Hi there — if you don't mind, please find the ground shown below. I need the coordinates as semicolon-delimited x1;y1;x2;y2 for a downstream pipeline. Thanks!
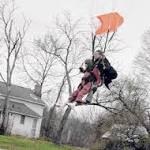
0;135;87;150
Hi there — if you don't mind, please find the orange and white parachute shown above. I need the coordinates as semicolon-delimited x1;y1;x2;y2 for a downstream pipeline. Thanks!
96;12;124;35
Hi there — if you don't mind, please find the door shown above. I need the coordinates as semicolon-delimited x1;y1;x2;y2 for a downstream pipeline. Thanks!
31;118;37;137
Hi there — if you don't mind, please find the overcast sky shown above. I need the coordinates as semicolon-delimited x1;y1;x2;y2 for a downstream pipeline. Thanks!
14;0;150;74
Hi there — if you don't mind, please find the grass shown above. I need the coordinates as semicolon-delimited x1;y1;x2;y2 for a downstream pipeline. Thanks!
0;135;86;150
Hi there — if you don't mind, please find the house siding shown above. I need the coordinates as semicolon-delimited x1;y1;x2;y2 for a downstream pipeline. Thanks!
0;96;45;138
8;114;36;138
11;99;44;138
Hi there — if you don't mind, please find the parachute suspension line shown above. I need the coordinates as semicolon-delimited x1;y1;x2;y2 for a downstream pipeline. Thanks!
103;30;109;53
103;3;119;52
92;34;96;63
92;34;96;54
103;31;116;53
108;31;115;43
106;31;116;50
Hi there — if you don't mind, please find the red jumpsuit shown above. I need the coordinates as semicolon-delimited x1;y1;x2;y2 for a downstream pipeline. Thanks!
69;66;101;103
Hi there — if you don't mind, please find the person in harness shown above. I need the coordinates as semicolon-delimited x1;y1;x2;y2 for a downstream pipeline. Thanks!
67;50;117;107
68;58;101;104
92;50;118;90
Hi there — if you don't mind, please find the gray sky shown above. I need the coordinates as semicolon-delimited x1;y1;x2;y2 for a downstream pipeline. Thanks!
15;0;150;74
10;0;150;115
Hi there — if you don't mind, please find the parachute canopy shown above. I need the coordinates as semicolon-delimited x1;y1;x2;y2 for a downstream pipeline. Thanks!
96;12;124;35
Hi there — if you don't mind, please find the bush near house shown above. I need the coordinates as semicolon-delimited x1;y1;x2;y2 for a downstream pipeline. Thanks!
91;138;150;150
0;135;87;150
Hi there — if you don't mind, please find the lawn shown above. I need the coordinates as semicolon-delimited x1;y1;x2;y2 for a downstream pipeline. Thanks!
0;135;86;150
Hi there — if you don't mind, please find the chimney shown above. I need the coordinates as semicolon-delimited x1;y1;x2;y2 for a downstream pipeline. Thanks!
34;83;42;98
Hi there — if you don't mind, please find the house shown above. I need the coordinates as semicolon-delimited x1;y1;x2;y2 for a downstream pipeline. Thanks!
0;81;45;138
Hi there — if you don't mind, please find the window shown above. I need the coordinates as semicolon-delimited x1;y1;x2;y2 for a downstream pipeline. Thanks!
20;115;25;124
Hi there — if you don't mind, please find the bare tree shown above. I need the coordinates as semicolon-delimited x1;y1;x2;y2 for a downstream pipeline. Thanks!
39;13;83;93
19;33;68;138
44;72;71;138
92;77;150;149
0;0;29;134
36;12;85;143
21;38;58;98
107;78;149;129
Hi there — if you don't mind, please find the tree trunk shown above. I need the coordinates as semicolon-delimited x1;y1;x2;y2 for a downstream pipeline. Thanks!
0;85;11;135
65;65;72;95
54;106;72;144
54;66;72;144
46;76;66;137
45;104;57;137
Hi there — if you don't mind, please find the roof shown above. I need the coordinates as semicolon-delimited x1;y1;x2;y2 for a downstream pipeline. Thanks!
0;100;41;118
0;81;45;106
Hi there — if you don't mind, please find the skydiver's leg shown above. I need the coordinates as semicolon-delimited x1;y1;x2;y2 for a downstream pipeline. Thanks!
75;82;92;103
68;83;83;102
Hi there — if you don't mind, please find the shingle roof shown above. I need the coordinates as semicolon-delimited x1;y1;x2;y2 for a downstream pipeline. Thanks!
0;100;41;118
0;81;45;106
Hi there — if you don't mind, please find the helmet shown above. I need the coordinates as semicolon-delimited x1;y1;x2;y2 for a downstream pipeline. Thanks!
85;59;93;65
94;50;104;56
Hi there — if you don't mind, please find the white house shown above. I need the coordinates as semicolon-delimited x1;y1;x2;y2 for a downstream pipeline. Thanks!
0;81;45;138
